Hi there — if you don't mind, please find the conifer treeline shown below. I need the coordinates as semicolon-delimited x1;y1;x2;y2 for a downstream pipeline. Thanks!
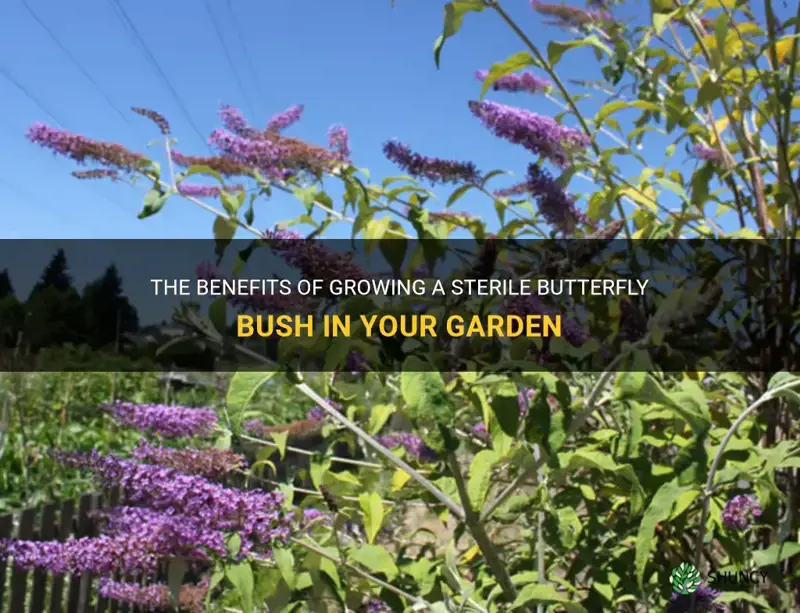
0;248;140;351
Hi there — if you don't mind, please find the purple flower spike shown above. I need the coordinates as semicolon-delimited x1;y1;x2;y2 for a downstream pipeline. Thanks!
266;105;304;132
475;69;552;94
132;440;246;479
327;124;350;161
468;100;589;166
383;140;480;185
97;578;208;613
471;423;491;442
108;402;218;438
219;105;259;138
26;123;144;170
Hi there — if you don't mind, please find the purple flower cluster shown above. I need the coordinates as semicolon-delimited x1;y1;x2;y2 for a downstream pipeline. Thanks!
95;506;227;559
58;452;290;546
26;123;145;170
518;388;536;416
666;585;728;613
383;140;480;185
471;422;490;442
208;127;287;178
97;578;208;613
365;599;392;613
262;228;371;287
722;494;761;531
306;399;341;421
177;183;244;199
300;508;331;529
131;107;171;136
531;1;612;26
195;261;315;315
376;432;438;462
219;105;259;138
496;164;587;233
266;105;304;132
2;533;169;576
132;440;246;479
109;402;218;438
694;143;723;163
327;124;350;161
72;169;120;181
475;69;552;94
469;100;589;166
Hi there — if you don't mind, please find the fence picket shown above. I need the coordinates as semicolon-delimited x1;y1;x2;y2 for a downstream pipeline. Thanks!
0;514;14;613
9;509;36;613
28;503;57;613
49;499;75;613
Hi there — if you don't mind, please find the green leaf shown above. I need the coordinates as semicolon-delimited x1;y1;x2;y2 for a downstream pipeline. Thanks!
380;232;407;276
615;372;710;434
446;184;477;208
401;357;455;423
213;216;238;260
226;561;254;613
226;371;276;425
270;430;289;459
513;584;586;611
768;371;800;391
567;449;620;472
635;482;693;588
595;100;661;126
491;382;520;436
433;0;485;68
547;35;611;66
351;544;399;580
273;548;296;589
653;10;679;34
138;188;169;219
750;542;800;568
715;591;772;608
467;449;499;508
359;492;385;544
368;404;395;435
167;557;187;608
479;51;535;99
364;216;391;244
209;295;227;334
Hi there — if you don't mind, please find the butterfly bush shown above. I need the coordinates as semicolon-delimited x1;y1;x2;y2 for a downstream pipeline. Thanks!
97;578;208;613
177;183;244;199
383;140;480;185
468;100;589;166
131;440;246;479
26;123;145;170
108;401;219;438
475;69;552;94
694;143;723;163
666;585;728;613
266;104;304;132
722;494;762;531
57;451;290;546
365;599;392;613
471;422;490;442
376;432;438;462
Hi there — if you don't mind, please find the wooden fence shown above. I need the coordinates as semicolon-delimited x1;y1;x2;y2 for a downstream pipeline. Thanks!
0;489;152;613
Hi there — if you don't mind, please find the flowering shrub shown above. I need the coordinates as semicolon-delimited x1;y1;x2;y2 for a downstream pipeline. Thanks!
4;0;800;611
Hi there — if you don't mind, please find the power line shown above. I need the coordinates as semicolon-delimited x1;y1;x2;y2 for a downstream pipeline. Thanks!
106;0;210;149
0;63;67;127
224;0;269;116
20;0;135;130
203;0;258;121
0;70;133;216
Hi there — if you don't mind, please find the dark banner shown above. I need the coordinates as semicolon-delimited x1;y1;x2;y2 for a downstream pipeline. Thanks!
0;238;797;373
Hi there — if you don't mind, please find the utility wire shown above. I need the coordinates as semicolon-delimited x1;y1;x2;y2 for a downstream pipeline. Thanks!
20;0;135;130
107;0;210;150
0;68;132;216
203;0;258;120
224;0;269;116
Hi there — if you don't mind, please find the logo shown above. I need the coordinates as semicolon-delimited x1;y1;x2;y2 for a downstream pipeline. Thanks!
708;570;767;586
670;563;702;595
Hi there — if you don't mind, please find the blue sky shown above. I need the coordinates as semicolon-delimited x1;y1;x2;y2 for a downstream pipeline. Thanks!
0;0;676;243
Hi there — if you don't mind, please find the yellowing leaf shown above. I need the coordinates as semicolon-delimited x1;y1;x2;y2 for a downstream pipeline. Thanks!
709;116;729;145
776;36;798;64
461;544;481;563
391;469;411;492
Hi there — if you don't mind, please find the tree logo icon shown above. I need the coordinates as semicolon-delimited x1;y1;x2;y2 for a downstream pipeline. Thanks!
670;562;701;594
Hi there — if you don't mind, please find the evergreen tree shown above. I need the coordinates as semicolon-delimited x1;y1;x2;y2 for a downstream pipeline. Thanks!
82;264;139;348
0;269;14;299
0;269;23;348
24;249;86;349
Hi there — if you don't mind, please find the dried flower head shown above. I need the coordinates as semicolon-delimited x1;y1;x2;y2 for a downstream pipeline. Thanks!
132;439;247;479
97;578;208;613
171;151;253;177
131;107;171;136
